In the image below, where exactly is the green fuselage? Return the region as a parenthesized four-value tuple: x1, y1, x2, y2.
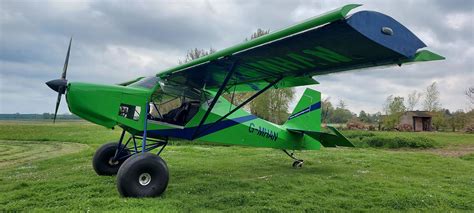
(65, 82, 321, 150)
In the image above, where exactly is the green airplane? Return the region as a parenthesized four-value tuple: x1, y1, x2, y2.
(45, 4, 444, 197)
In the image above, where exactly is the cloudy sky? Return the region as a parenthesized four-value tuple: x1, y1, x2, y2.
(0, 0, 473, 115)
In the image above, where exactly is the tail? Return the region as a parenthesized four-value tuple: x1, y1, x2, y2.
(284, 88, 354, 148)
(284, 88, 322, 132)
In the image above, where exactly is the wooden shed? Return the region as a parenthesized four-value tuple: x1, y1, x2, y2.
(399, 111, 432, 131)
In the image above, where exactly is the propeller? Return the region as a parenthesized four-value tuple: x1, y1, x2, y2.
(46, 37, 72, 123)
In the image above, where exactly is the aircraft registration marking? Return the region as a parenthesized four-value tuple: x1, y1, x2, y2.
(248, 123, 278, 141)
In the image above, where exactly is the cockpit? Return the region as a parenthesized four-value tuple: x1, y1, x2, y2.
(128, 76, 204, 126)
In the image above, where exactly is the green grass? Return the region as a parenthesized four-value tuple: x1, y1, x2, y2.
(345, 132, 439, 149)
(0, 121, 473, 211)
(346, 130, 473, 149)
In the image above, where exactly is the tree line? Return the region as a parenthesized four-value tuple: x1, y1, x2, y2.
(0, 113, 80, 120)
(381, 82, 473, 132)
(320, 82, 473, 132)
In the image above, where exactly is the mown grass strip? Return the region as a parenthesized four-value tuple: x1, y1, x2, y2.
(0, 140, 88, 168)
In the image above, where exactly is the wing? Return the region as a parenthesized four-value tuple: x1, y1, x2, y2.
(156, 4, 444, 92)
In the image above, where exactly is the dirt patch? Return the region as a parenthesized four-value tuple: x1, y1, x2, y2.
(0, 140, 88, 168)
(422, 144, 474, 157)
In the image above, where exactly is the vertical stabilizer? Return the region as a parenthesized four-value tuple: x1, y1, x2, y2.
(283, 88, 321, 132)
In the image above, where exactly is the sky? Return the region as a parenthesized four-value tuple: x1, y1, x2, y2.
(0, 0, 473, 115)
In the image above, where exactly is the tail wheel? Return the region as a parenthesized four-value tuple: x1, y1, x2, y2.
(292, 160, 304, 168)
(117, 153, 169, 197)
(93, 142, 130, 176)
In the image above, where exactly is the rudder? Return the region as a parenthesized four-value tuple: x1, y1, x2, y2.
(283, 88, 321, 132)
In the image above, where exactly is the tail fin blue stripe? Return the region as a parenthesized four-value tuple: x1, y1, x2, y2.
(288, 102, 321, 120)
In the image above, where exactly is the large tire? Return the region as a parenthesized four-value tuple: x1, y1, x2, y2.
(117, 153, 169, 197)
(93, 142, 130, 176)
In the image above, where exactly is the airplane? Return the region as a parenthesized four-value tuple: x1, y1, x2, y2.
(45, 4, 444, 197)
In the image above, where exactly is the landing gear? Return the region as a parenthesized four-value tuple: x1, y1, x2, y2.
(93, 128, 170, 197)
(292, 159, 304, 168)
(283, 150, 304, 168)
(116, 153, 169, 197)
(93, 142, 130, 176)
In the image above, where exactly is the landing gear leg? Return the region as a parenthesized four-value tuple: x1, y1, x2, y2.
(283, 150, 304, 168)
(93, 130, 131, 176)
(116, 136, 170, 197)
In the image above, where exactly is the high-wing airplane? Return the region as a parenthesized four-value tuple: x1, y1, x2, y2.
(45, 4, 444, 197)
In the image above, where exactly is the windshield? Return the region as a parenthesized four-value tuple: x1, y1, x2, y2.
(128, 76, 159, 89)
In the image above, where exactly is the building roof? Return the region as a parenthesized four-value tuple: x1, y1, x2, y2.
(404, 111, 432, 118)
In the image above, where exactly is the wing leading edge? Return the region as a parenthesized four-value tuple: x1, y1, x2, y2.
(156, 4, 444, 92)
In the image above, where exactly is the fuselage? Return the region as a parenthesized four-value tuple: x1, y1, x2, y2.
(65, 81, 321, 150)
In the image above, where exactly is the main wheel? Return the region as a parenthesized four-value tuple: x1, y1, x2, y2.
(117, 153, 169, 197)
(93, 142, 130, 176)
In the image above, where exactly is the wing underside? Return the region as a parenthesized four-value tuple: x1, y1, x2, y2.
(157, 5, 444, 92)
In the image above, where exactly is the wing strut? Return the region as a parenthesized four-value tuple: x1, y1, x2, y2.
(192, 63, 283, 139)
(192, 60, 239, 139)
(195, 77, 282, 138)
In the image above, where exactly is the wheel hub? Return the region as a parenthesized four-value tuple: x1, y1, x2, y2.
(138, 173, 151, 186)
(108, 157, 119, 166)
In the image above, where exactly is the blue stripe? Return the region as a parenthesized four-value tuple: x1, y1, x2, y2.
(288, 102, 321, 120)
(147, 115, 257, 140)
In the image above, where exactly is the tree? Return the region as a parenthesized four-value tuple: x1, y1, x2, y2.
(321, 97, 334, 124)
(464, 109, 474, 133)
(250, 88, 294, 124)
(446, 110, 467, 132)
(42, 113, 51, 120)
(178, 48, 216, 64)
(466, 87, 474, 105)
(390, 96, 406, 113)
(358, 110, 370, 123)
(337, 100, 347, 109)
(407, 90, 422, 111)
(382, 95, 406, 129)
(383, 95, 393, 115)
(331, 100, 352, 123)
(423, 82, 441, 112)
(372, 112, 383, 130)
(246, 28, 270, 41)
(332, 108, 352, 124)
(431, 110, 446, 131)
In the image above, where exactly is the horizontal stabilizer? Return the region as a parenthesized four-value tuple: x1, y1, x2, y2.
(288, 126, 354, 148)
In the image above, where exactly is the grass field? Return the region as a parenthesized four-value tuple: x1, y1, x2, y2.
(0, 121, 473, 212)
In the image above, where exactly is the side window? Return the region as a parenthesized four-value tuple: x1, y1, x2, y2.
(153, 98, 181, 116)
(119, 104, 141, 121)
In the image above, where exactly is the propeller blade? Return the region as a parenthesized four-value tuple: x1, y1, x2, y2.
(53, 92, 62, 123)
(61, 37, 72, 79)
(49, 37, 72, 123)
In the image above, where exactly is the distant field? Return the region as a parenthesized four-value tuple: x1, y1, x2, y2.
(0, 121, 473, 211)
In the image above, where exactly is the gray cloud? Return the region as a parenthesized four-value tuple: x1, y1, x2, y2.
(0, 0, 473, 114)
